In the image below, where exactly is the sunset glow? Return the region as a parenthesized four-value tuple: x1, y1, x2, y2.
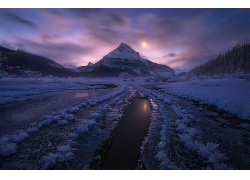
(142, 42, 147, 48)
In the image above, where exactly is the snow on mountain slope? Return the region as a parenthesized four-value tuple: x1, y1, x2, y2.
(86, 43, 174, 76)
(104, 43, 143, 61)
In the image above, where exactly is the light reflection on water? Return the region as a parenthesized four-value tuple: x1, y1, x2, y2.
(75, 92, 88, 98)
(101, 98, 151, 170)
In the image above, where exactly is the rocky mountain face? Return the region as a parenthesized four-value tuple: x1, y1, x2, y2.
(77, 43, 174, 77)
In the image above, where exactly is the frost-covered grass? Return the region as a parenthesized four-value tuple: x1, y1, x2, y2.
(0, 84, 126, 158)
(172, 105, 224, 164)
(0, 130, 29, 156)
(135, 86, 178, 170)
(161, 78, 250, 119)
(41, 85, 133, 169)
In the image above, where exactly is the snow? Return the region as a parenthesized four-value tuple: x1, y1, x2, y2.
(57, 145, 71, 154)
(77, 124, 89, 134)
(43, 145, 75, 169)
(65, 114, 75, 121)
(42, 153, 58, 169)
(172, 104, 224, 163)
(58, 120, 68, 126)
(161, 79, 250, 119)
(27, 127, 39, 133)
(38, 119, 52, 128)
(104, 43, 143, 61)
(1, 75, 249, 169)
(11, 132, 29, 143)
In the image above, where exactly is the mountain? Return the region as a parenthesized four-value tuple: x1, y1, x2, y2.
(190, 43, 250, 76)
(1, 43, 174, 78)
(77, 43, 174, 77)
(0, 46, 74, 77)
(75, 62, 94, 72)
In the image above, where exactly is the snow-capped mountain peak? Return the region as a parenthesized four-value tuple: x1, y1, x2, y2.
(104, 43, 142, 60)
(87, 62, 93, 66)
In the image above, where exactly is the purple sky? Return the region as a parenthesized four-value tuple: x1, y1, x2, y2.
(1, 8, 250, 70)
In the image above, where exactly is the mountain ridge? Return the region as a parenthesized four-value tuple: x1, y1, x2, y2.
(1, 43, 174, 78)
(77, 43, 174, 77)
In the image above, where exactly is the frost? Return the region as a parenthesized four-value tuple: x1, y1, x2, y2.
(156, 151, 178, 170)
(65, 114, 75, 121)
(38, 119, 52, 128)
(0, 137, 9, 145)
(27, 127, 39, 133)
(68, 133, 78, 140)
(0, 143, 17, 156)
(77, 124, 88, 134)
(91, 113, 101, 120)
(68, 107, 79, 113)
(11, 132, 29, 143)
(42, 153, 58, 169)
(57, 145, 71, 154)
(51, 116, 61, 122)
(163, 97, 172, 104)
(58, 120, 68, 126)
(81, 120, 96, 128)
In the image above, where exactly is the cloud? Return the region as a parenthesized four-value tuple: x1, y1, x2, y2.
(164, 53, 176, 57)
(1, 12, 36, 28)
(1, 9, 250, 70)
(40, 33, 66, 43)
(9, 37, 94, 66)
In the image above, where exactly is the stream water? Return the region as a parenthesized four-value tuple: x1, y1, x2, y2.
(101, 98, 151, 170)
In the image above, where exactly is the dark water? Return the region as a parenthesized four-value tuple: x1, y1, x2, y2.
(101, 98, 151, 170)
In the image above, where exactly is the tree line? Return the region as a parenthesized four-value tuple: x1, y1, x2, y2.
(190, 43, 250, 76)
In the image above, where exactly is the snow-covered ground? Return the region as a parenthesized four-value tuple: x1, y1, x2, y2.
(0, 76, 249, 170)
(159, 78, 250, 120)
(0, 77, 116, 105)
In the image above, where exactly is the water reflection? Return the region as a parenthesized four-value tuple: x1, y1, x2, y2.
(101, 98, 151, 170)
(143, 102, 147, 111)
(75, 92, 88, 98)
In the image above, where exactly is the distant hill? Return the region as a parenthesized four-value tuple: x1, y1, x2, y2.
(0, 46, 75, 77)
(190, 43, 250, 76)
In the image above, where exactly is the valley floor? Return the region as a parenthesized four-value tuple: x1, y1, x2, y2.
(0, 77, 249, 169)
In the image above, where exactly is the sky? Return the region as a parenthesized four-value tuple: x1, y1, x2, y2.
(0, 8, 250, 70)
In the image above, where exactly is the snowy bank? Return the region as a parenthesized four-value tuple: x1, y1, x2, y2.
(161, 79, 250, 119)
